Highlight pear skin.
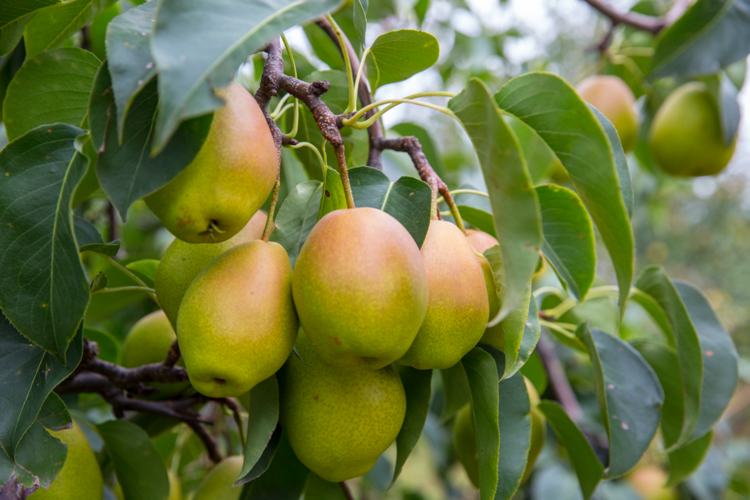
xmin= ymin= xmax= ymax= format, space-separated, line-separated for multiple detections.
xmin=193 ymin=455 xmax=243 ymax=500
xmin=177 ymin=240 xmax=297 ymax=398
xmin=33 ymin=422 xmax=103 ymax=500
xmin=279 ymin=332 xmax=406 ymax=482
xmin=292 ymin=207 xmax=428 ymax=370
xmin=120 ymin=310 xmax=190 ymax=399
xmin=155 ymin=211 xmax=267 ymax=327
xmin=627 ymin=465 xmax=677 ymax=500
xmin=576 ymin=75 xmax=639 ymax=152
xmin=466 ymin=229 xmax=499 ymax=254
xmin=650 ymin=82 xmax=736 ymax=177
xmin=399 ymin=220 xmax=489 ymax=370
xmin=466 ymin=230 xmax=506 ymax=349
xmin=145 ymin=82 xmax=277 ymax=243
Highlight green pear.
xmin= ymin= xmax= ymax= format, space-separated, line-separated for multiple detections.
xmin=292 ymin=207 xmax=428 ymax=370
xmin=577 ymin=75 xmax=639 ymax=152
xmin=279 ymin=331 xmax=406 ymax=482
xmin=32 ymin=422 xmax=103 ymax=500
xmin=155 ymin=210 xmax=267 ymax=327
xmin=193 ymin=455 xmax=243 ymax=500
xmin=399 ymin=220 xmax=489 ymax=370
xmin=178 ymin=240 xmax=297 ymax=397
xmin=627 ymin=465 xmax=677 ymax=500
xmin=144 ymin=82 xmax=277 ymax=243
xmin=650 ymin=82 xmax=736 ymax=177
xmin=120 ymin=310 xmax=190 ymax=399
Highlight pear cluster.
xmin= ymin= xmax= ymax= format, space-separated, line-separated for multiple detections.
xmin=141 ymin=84 xmax=500 ymax=483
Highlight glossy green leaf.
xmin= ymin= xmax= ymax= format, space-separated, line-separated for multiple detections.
xmin=366 ymin=29 xmax=439 ymax=90
xmin=0 ymin=43 xmax=24 ymax=116
xmin=674 ymin=280 xmax=738 ymax=440
xmin=390 ymin=122 xmax=447 ymax=177
xmin=508 ymin=293 xmax=542 ymax=378
xmin=0 ymin=315 xmax=82 ymax=460
xmin=36 ymin=393 xmax=72 ymax=432
xmin=458 ymin=206 xmax=496 ymax=238
xmin=75 ymin=217 xmax=120 ymax=256
xmin=537 ymin=401 xmax=603 ymax=499
xmin=589 ymin=105 xmax=633 ymax=218
xmin=0 ymin=0 xmax=57 ymax=33
xmin=98 ymin=420 xmax=170 ymax=500
xmin=353 ymin=0 xmax=367 ymax=43
xmin=126 ymin=260 xmax=160 ymax=288
xmin=237 ymin=376 xmax=279 ymax=486
xmin=506 ymin=116 xmax=562 ymax=183
xmin=450 ymin=78 xmax=541 ymax=324
xmin=304 ymin=472 xmax=346 ymax=500
xmin=23 ymin=0 xmax=117 ymax=58
xmin=318 ymin=167 xmax=346 ymax=220
xmin=2 ymin=48 xmax=100 ymax=142
xmin=348 ymin=166 xmax=433 ymax=248
xmin=270 ymin=180 xmax=323 ymax=268
xmin=461 ymin=347 xmax=500 ymax=500
xmin=391 ymin=366 xmax=432 ymax=485
xmin=496 ymin=372 xmax=532 ymax=500
xmin=439 ymin=362 xmax=471 ymax=424
xmin=0 ymin=124 xmax=90 ymax=361
xmin=89 ymin=64 xmax=212 ymax=218
xmin=0 ymin=16 xmax=29 ymax=57
xmin=239 ymin=426 xmax=281 ymax=484
xmin=151 ymin=0 xmax=339 ymax=152
xmin=302 ymin=23 xmax=344 ymax=70
xmin=105 ymin=0 xmax=158 ymax=138
xmin=520 ymin=351 xmax=548 ymax=395
xmin=240 ymin=431 xmax=308 ymax=500
xmin=579 ymin=325 xmax=663 ymax=478
xmin=649 ymin=0 xmax=750 ymax=79
xmin=495 ymin=72 xmax=634 ymax=319
xmin=668 ymin=430 xmax=713 ymax=486
xmin=0 ymin=420 xmax=67 ymax=490
xmin=535 ymin=184 xmax=596 ymax=303
xmin=636 ymin=266 xmax=703 ymax=449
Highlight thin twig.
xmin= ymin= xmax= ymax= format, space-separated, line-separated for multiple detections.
xmin=262 ymin=173 xmax=281 ymax=241
xmin=164 ymin=339 xmax=181 ymax=368
xmin=339 ymin=481 xmax=355 ymax=500
xmin=214 ymin=397 xmax=245 ymax=446
xmin=535 ymin=336 xmax=583 ymax=422
xmin=187 ymin=421 xmax=223 ymax=464
xmin=581 ymin=0 xmax=666 ymax=34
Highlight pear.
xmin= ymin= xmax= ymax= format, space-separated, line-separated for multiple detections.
xmin=466 ymin=230 xmax=504 ymax=348
xmin=155 ymin=210 xmax=267 ymax=327
xmin=120 ymin=310 xmax=190 ymax=398
xmin=33 ymin=422 xmax=103 ymax=500
xmin=650 ymin=82 xmax=736 ymax=177
xmin=627 ymin=465 xmax=677 ymax=500
xmin=193 ymin=455 xmax=243 ymax=500
xmin=279 ymin=331 xmax=406 ymax=482
xmin=399 ymin=220 xmax=489 ymax=370
xmin=576 ymin=75 xmax=639 ymax=152
xmin=177 ymin=240 xmax=297 ymax=398
xmin=144 ymin=82 xmax=277 ymax=243
xmin=292 ymin=207 xmax=428 ymax=370
xmin=466 ymin=229 xmax=499 ymax=254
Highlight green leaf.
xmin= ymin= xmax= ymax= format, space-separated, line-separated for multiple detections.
xmin=0 ymin=315 xmax=82 ymax=461
xmin=270 ymin=180 xmax=323 ymax=268
xmin=506 ymin=116 xmax=562 ymax=183
xmin=461 ymin=347 xmax=500 ymax=500
xmin=0 ymin=124 xmax=90 ymax=361
xmin=23 ymin=0 xmax=117 ymax=58
xmin=318 ymin=167 xmax=347 ymax=220
xmin=240 ymin=431 xmax=308 ymax=500
xmin=0 ymin=43 xmax=24 ymax=115
xmin=458 ymin=206 xmax=496 ymax=238
xmin=674 ymin=281 xmax=738 ymax=440
xmin=304 ymin=472 xmax=347 ymax=500
xmin=0 ymin=16 xmax=29 ymax=58
xmin=353 ymin=0 xmax=368 ymax=43
xmin=105 ymin=1 xmax=158 ymax=138
xmin=535 ymin=184 xmax=596 ymax=302
xmin=589 ymin=105 xmax=633 ymax=219
xmin=98 ymin=420 xmax=170 ymax=500
xmin=348 ymin=166 xmax=433 ymax=248
xmin=36 ymin=393 xmax=72 ymax=432
xmin=495 ymin=72 xmax=634 ymax=319
xmin=75 ymin=217 xmax=121 ymax=256
xmin=126 ymin=260 xmax=160 ymax=288
xmin=579 ymin=325 xmax=664 ymax=478
xmin=303 ymin=23 xmax=344 ymax=70
xmin=449 ymin=78 xmax=542 ymax=324
xmin=390 ymin=122 xmax=447 ymax=177
xmin=635 ymin=266 xmax=703 ymax=449
xmin=0 ymin=420 xmax=68 ymax=490
xmin=2 ymin=48 xmax=100 ymax=142
xmin=649 ymin=0 xmax=750 ymax=79
xmin=520 ymin=351 xmax=548 ymax=395
xmin=668 ymin=430 xmax=713 ymax=486
xmin=151 ymin=0 xmax=340 ymax=152
xmin=89 ymin=63 xmax=212 ymax=218
xmin=0 ymin=0 xmax=57 ymax=32
xmin=439 ymin=362 xmax=471 ymax=424
xmin=391 ymin=367 xmax=432 ymax=485
xmin=496 ymin=371 xmax=533 ymax=500
xmin=239 ymin=426 xmax=281 ymax=485
xmin=237 ymin=376 xmax=279 ymax=486
xmin=537 ymin=401 xmax=603 ymax=499
xmin=700 ymin=72 xmax=741 ymax=149
xmin=83 ymin=327 xmax=119 ymax=363
xmin=507 ymin=293 xmax=541 ymax=378
xmin=366 ymin=29 xmax=439 ymax=90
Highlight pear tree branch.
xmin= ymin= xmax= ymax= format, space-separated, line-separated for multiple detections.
xmin=581 ymin=0 xmax=691 ymax=34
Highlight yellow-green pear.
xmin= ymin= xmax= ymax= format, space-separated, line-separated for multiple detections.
xmin=577 ymin=75 xmax=639 ymax=152
xmin=650 ymin=82 xmax=736 ymax=177
xmin=144 ymin=82 xmax=277 ymax=243
xmin=453 ymin=404 xmax=480 ymax=488
xmin=178 ymin=240 xmax=297 ymax=398
xmin=279 ymin=332 xmax=406 ymax=482
xmin=292 ymin=207 xmax=428 ymax=370
xmin=627 ymin=465 xmax=677 ymax=500
xmin=120 ymin=310 xmax=190 ymax=398
xmin=522 ymin=377 xmax=546 ymax=484
xmin=466 ymin=230 xmax=504 ymax=349
xmin=399 ymin=221 xmax=489 ymax=370
xmin=32 ymin=422 xmax=103 ymax=500
xmin=155 ymin=210 xmax=267 ymax=327
xmin=193 ymin=455 xmax=243 ymax=500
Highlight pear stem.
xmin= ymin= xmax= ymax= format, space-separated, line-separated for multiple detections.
xmin=262 ymin=173 xmax=282 ymax=242
xmin=335 ymin=144 xmax=355 ymax=209
xmin=442 ymin=192 xmax=467 ymax=234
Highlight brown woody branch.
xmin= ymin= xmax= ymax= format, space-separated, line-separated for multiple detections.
xmin=187 ymin=420 xmax=223 ymax=464
xmin=581 ymin=0 xmax=690 ymax=35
